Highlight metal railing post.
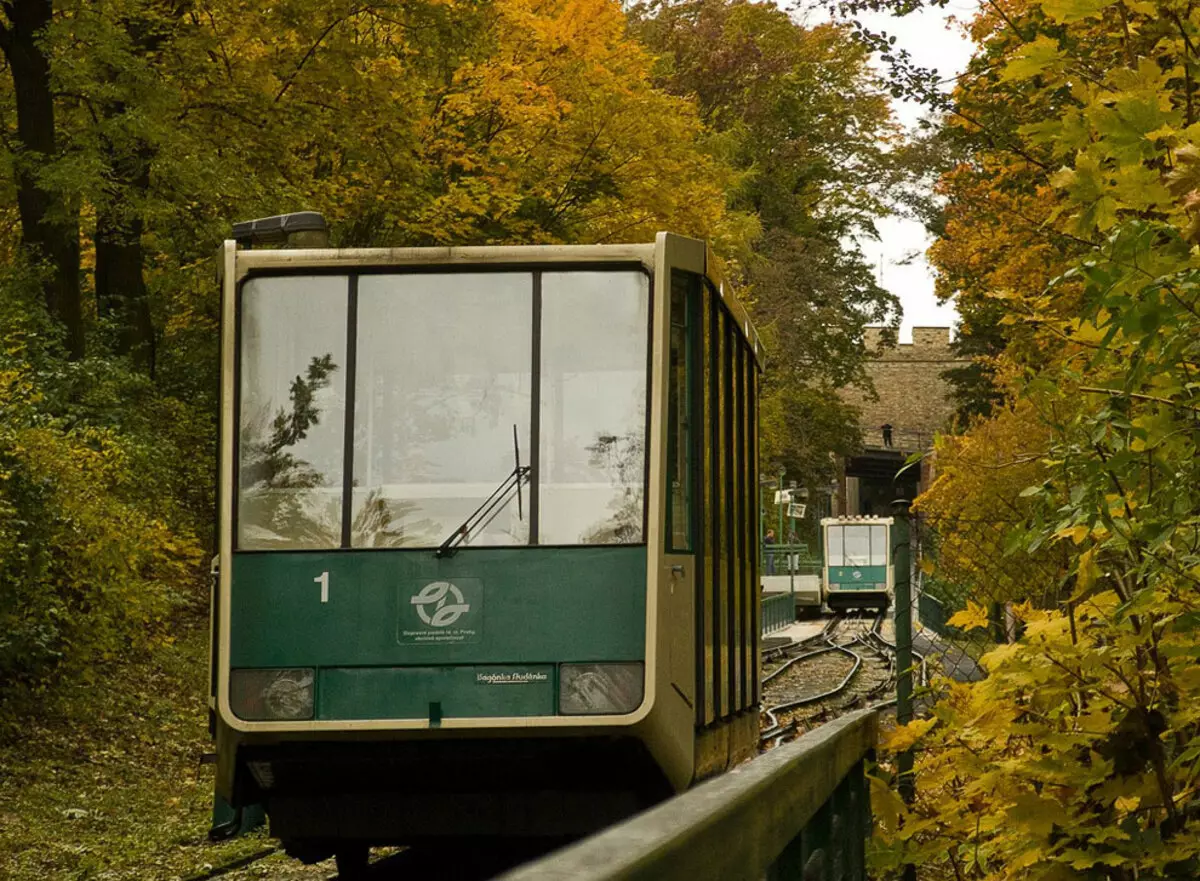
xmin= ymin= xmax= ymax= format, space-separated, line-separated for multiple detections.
xmin=759 ymin=486 xmax=765 ymax=577
xmin=892 ymin=510 xmax=916 ymax=881
xmin=789 ymin=543 xmax=795 ymax=601
xmin=777 ymin=469 xmax=785 ymax=567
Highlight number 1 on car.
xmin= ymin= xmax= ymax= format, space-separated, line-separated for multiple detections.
xmin=314 ymin=571 xmax=329 ymax=603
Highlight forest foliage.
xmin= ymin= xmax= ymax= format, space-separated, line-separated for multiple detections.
xmin=864 ymin=0 xmax=1200 ymax=875
xmin=633 ymin=0 xmax=901 ymax=488
xmin=0 ymin=0 xmax=897 ymax=705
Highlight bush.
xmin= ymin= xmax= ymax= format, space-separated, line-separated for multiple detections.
xmin=0 ymin=345 xmax=205 ymax=699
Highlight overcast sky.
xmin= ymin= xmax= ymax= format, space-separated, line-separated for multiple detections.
xmin=806 ymin=0 xmax=980 ymax=342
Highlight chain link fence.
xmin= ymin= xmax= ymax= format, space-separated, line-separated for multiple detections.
xmin=896 ymin=512 xmax=1070 ymax=685
xmin=875 ymin=506 xmax=1076 ymax=880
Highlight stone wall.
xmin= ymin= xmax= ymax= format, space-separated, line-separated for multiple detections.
xmin=841 ymin=326 xmax=969 ymax=451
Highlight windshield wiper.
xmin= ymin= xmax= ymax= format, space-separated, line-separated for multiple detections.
xmin=435 ymin=424 xmax=530 ymax=558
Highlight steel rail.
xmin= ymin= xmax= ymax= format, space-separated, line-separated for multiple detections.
xmin=759 ymin=645 xmax=864 ymax=742
xmin=760 ymin=614 xmax=840 ymax=665
xmin=762 ymin=645 xmax=849 ymax=686
xmin=759 ymin=611 xmax=895 ymax=745
xmin=767 ymin=646 xmax=863 ymax=716
xmin=865 ymin=611 xmax=928 ymax=687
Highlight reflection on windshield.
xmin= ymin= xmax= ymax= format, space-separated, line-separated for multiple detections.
xmin=236 ymin=269 xmax=652 ymax=550
xmin=825 ymin=524 xmax=889 ymax=567
xmin=581 ymin=432 xmax=645 ymax=543
xmin=351 ymin=273 xmax=533 ymax=548
xmin=238 ymin=277 xmax=347 ymax=550
xmin=843 ymin=526 xmax=871 ymax=566
xmin=539 ymin=271 xmax=648 ymax=544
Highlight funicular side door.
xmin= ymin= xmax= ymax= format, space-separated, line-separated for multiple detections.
xmin=654 ymin=234 xmax=705 ymax=764
xmin=656 ymin=234 xmax=762 ymax=784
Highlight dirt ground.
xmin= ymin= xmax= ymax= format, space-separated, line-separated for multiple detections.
xmin=0 ymin=623 xmax=340 ymax=881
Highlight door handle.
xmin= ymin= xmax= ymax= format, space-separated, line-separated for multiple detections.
xmin=671 ymin=565 xmax=685 ymax=576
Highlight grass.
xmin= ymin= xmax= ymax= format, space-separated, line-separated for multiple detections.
xmin=0 ymin=621 xmax=326 ymax=881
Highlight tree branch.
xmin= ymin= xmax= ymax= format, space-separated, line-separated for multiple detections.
xmin=275 ymin=9 xmax=360 ymax=103
xmin=1079 ymin=386 xmax=1200 ymax=414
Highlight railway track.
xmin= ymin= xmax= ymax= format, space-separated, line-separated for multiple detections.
xmin=759 ymin=611 xmax=916 ymax=747
xmin=761 ymin=615 xmax=840 ymax=673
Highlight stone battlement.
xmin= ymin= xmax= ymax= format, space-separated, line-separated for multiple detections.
xmin=863 ymin=326 xmax=954 ymax=359
xmin=842 ymin=325 xmax=967 ymax=446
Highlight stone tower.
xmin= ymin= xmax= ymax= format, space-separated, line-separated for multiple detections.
xmin=835 ymin=327 xmax=968 ymax=515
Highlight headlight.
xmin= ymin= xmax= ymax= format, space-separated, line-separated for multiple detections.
xmin=559 ymin=663 xmax=644 ymax=715
xmin=230 ymin=668 xmax=314 ymax=721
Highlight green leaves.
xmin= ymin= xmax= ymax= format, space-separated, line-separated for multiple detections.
xmin=1085 ymin=60 xmax=1175 ymax=166
xmin=874 ymin=0 xmax=1200 ymax=875
xmin=1041 ymin=0 xmax=1117 ymax=23
xmin=1000 ymin=35 xmax=1066 ymax=83
xmin=632 ymin=0 xmax=900 ymax=488
xmin=1051 ymin=154 xmax=1119 ymax=232
xmin=0 ymin=347 xmax=203 ymax=695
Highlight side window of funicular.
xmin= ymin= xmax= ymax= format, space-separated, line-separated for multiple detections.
xmin=870 ymin=524 xmax=888 ymax=566
xmin=237 ymin=276 xmax=349 ymax=550
xmin=538 ymin=271 xmax=649 ymax=544
xmin=350 ymin=272 xmax=533 ymax=548
xmin=826 ymin=524 xmax=844 ymax=566
xmin=666 ymin=269 xmax=697 ymax=553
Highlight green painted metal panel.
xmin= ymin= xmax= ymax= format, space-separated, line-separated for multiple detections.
xmin=826 ymin=565 xmax=887 ymax=588
xmin=919 ymin=592 xmax=950 ymax=636
xmin=317 ymin=665 xmax=555 ymax=720
xmin=229 ymin=546 xmax=646 ymax=667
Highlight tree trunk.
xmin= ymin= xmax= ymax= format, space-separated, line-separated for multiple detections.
xmin=0 ymin=0 xmax=85 ymax=360
xmin=92 ymin=1 xmax=193 ymax=375
xmin=95 ymin=137 xmax=156 ymax=374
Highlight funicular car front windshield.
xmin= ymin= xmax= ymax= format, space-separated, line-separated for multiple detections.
xmin=236 ymin=268 xmax=649 ymax=551
xmin=825 ymin=523 xmax=889 ymax=567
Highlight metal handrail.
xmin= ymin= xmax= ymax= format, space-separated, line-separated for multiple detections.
xmin=762 ymin=543 xmax=821 ymax=576
xmin=495 ymin=709 xmax=878 ymax=881
xmin=859 ymin=425 xmax=932 ymax=452
xmin=761 ymin=592 xmax=794 ymax=635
